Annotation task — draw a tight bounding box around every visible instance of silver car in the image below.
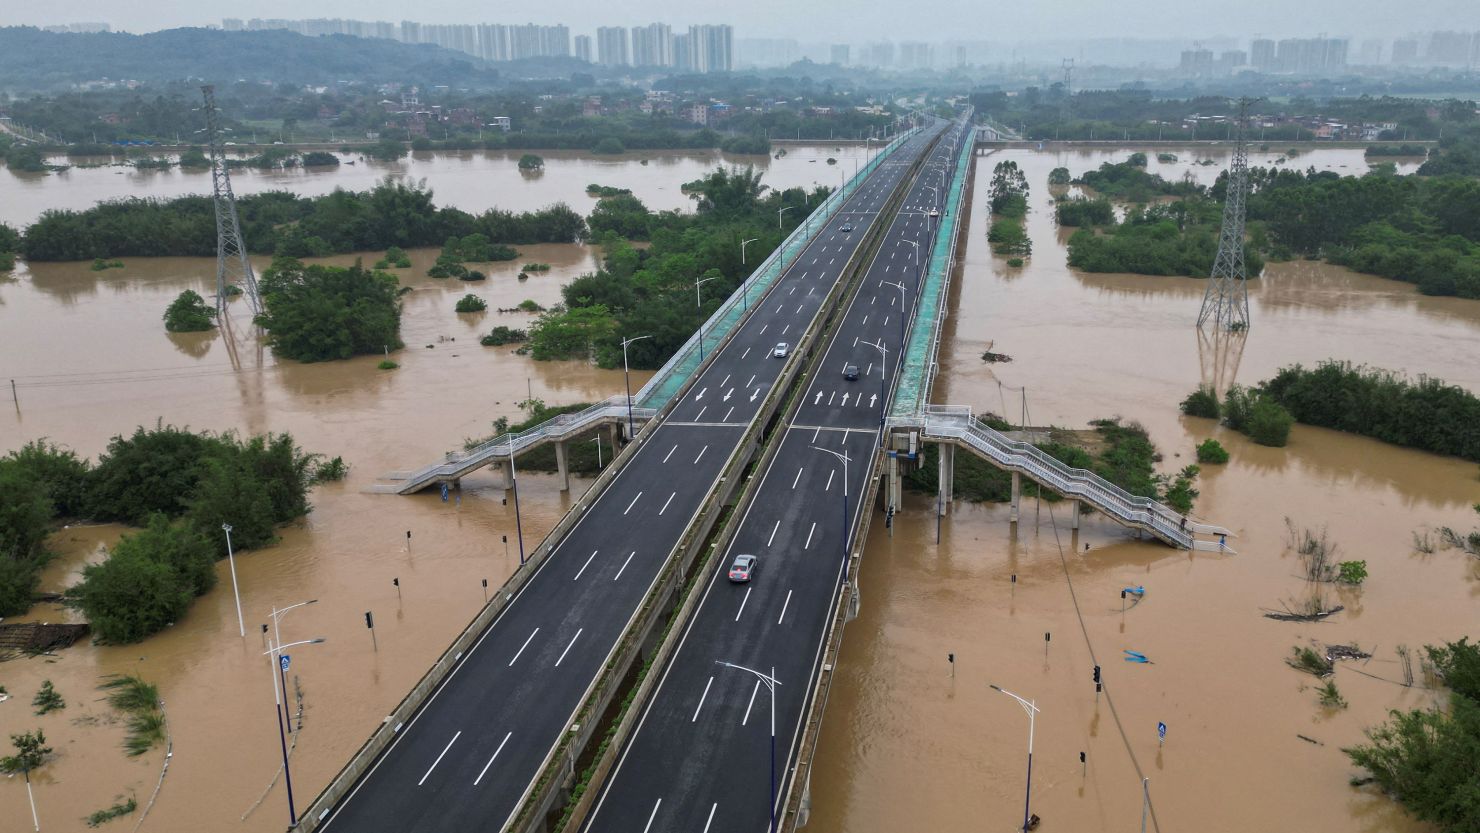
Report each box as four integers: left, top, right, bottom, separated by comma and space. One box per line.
773, 342, 790, 358
728, 554, 757, 583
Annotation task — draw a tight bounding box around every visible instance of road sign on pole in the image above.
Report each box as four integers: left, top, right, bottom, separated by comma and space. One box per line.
280, 654, 291, 672
1157, 722, 1167, 745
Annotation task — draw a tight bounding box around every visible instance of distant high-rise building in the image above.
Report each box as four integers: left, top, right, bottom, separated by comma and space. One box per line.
1356, 39, 1383, 65
899, 42, 933, 69
1220, 50, 1248, 72
1391, 38, 1420, 64
830, 44, 850, 65
673, 33, 693, 71
222, 18, 245, 32
862, 41, 895, 68
1250, 38, 1276, 71
400, 20, 420, 44
1426, 30, 1477, 66
574, 35, 593, 62
1179, 48, 1215, 75
631, 23, 674, 67
684, 24, 732, 72
596, 27, 629, 66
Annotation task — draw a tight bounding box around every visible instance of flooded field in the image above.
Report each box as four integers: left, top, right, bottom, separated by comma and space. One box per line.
807, 147, 1480, 833
1, 144, 1476, 833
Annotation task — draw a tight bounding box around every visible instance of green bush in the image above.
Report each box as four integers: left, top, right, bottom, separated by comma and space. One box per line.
1047, 166, 1071, 185
373, 246, 412, 269
1195, 438, 1229, 464
1247, 399, 1294, 447
301, 151, 339, 167
6, 440, 91, 518
377, 359, 399, 370
1337, 560, 1368, 585
1317, 681, 1347, 709
591, 137, 626, 155
481, 326, 528, 346
455, 294, 488, 313
257, 258, 404, 363
162, 289, 216, 332
86, 796, 137, 826
1180, 386, 1221, 418
68, 535, 194, 644
1006, 257, 1024, 268
1055, 197, 1115, 227
518, 153, 544, 170
988, 217, 1031, 255
32, 680, 64, 715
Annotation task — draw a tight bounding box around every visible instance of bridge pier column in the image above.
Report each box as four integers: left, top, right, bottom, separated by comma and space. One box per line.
887, 452, 902, 512
1068, 498, 1080, 530
554, 441, 570, 492
1009, 471, 1021, 524
937, 442, 954, 516
608, 421, 623, 450
499, 460, 513, 491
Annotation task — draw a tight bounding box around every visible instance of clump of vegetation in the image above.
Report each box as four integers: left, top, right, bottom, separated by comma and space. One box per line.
378, 359, 399, 370
1337, 560, 1369, 585
1054, 197, 1115, 227
1180, 386, 1221, 419
455, 294, 487, 313
100, 674, 165, 756
1318, 681, 1347, 709
0, 222, 17, 271
1156, 152, 1178, 163
517, 298, 545, 312
522, 262, 551, 272
301, 151, 339, 167
988, 160, 1029, 218
372, 246, 412, 269
1068, 200, 1264, 278
462, 399, 607, 473
988, 217, 1031, 256
1005, 257, 1025, 268
312, 456, 349, 482
1436, 505, 1480, 556
460, 270, 487, 281
1260, 362, 1480, 462
256, 257, 404, 363
517, 153, 544, 170
162, 289, 216, 332
586, 184, 631, 198
1126, 152, 1149, 167
1047, 166, 1071, 186
69, 516, 217, 643
592, 137, 626, 155
1365, 144, 1429, 157
90, 258, 124, 271
1346, 638, 1480, 830
481, 326, 528, 346
86, 796, 138, 827
1073, 160, 1200, 202
1222, 385, 1294, 447
32, 680, 64, 714
1195, 438, 1229, 464
1161, 464, 1201, 514
1289, 645, 1334, 676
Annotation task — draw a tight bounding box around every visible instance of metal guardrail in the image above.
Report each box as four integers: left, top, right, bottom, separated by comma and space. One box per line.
390, 396, 657, 493
894, 406, 1234, 548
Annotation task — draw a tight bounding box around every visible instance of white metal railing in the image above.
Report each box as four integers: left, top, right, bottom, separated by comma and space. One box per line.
892, 406, 1233, 548
394, 395, 655, 493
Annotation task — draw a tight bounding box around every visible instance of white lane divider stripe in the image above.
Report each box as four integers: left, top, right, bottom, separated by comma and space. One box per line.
418, 731, 461, 786
735, 586, 752, 621
659, 492, 676, 515
509, 628, 539, 666
792, 467, 803, 489
768, 519, 781, 547
703, 802, 719, 833
614, 551, 636, 581
663, 445, 677, 463
555, 628, 583, 667
779, 589, 793, 624
692, 677, 714, 722
826, 470, 835, 491
624, 491, 644, 515
743, 680, 760, 726
642, 798, 663, 833
804, 522, 817, 550
573, 549, 599, 581
472, 731, 512, 786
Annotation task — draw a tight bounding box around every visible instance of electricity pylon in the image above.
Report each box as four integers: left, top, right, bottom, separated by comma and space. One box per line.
200, 85, 261, 315
1197, 97, 1256, 331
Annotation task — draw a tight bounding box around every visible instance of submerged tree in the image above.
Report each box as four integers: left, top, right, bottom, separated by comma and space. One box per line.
162, 290, 216, 333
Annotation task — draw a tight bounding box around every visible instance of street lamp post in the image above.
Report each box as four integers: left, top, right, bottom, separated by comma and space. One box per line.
810, 445, 852, 581
864, 339, 889, 436
694, 276, 719, 362
620, 335, 653, 441
778, 205, 794, 230
715, 661, 782, 833
989, 684, 1040, 833
222, 523, 244, 638
509, 448, 526, 564
263, 635, 325, 827
740, 238, 760, 311
882, 278, 908, 354
269, 599, 318, 734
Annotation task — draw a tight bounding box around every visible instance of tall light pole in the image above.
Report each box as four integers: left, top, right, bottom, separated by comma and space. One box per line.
740, 239, 763, 315
882, 279, 908, 354
897, 239, 920, 288
777, 205, 794, 229
263, 634, 325, 827
694, 276, 719, 362
811, 445, 852, 581
509, 447, 526, 564
715, 661, 782, 833
989, 683, 1039, 833
269, 599, 318, 734
620, 334, 653, 440
864, 339, 889, 437
222, 523, 244, 638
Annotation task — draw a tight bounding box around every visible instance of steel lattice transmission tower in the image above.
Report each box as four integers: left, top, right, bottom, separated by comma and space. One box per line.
200, 85, 261, 315
1197, 97, 1256, 331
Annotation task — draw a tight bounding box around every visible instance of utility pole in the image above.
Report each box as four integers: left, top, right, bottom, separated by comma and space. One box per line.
1197, 97, 1256, 332
200, 85, 261, 315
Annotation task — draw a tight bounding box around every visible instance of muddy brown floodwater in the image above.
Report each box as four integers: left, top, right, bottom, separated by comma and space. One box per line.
807, 147, 1480, 833
0, 145, 1475, 833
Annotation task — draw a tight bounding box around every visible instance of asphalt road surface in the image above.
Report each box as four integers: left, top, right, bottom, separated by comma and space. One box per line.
582, 117, 973, 833
317, 122, 946, 833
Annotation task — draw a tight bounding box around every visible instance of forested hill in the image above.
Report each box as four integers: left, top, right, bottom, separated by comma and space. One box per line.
0, 27, 501, 92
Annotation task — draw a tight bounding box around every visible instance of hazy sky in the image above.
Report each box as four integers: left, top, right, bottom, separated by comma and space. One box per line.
3, 0, 1473, 42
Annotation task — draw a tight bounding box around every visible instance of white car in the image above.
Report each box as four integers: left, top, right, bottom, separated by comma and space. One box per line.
773, 342, 790, 358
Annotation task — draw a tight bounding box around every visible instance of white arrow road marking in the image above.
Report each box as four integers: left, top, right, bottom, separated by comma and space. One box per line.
842, 392, 851, 406
750, 388, 760, 402
814, 391, 823, 404
723, 388, 733, 402
870, 394, 878, 408
695, 387, 707, 401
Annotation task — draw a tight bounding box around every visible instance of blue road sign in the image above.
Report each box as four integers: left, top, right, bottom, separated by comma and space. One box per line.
280, 654, 291, 672
1157, 721, 1167, 741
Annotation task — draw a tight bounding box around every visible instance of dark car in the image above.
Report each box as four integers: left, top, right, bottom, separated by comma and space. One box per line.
728, 553, 757, 583
840, 223, 853, 232
842, 364, 860, 380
